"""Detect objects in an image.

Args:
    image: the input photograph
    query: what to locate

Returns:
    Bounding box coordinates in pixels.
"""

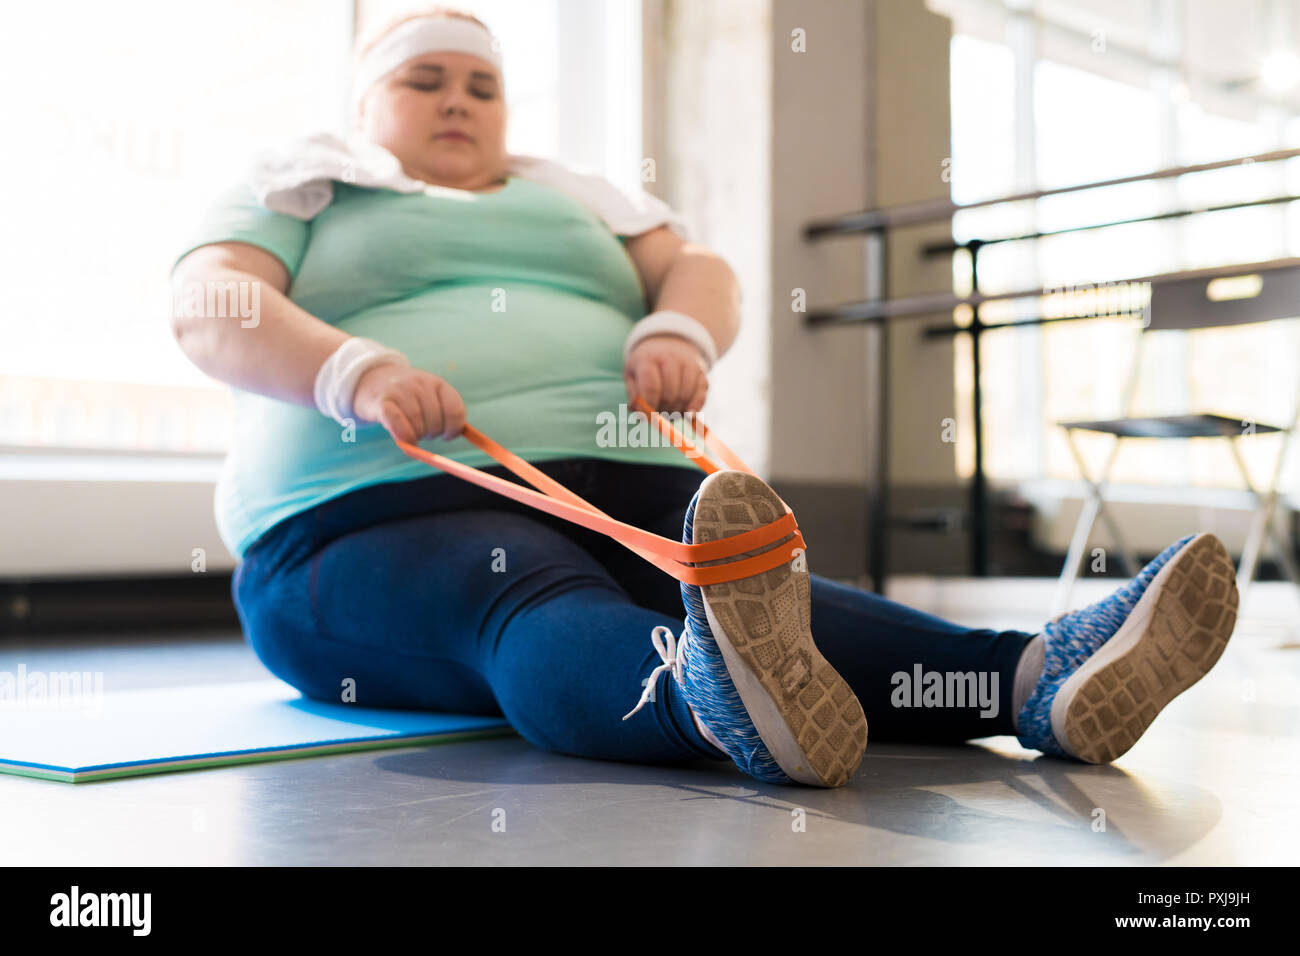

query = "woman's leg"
[586,462,1037,744]
[233,502,724,767]
[804,575,1034,743]
[588,462,1237,765]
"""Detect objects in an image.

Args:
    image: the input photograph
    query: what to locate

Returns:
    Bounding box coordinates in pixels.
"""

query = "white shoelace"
[622,624,685,721]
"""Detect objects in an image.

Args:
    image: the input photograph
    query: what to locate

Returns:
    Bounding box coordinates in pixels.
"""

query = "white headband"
[351,16,503,111]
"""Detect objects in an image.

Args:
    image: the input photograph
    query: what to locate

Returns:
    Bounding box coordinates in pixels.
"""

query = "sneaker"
[1017,532,1238,763]
[671,469,867,787]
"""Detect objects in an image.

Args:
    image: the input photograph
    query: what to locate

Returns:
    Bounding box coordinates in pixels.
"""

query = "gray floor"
[2,581,1298,866]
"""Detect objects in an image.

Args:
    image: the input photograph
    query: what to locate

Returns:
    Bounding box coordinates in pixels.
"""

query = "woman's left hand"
[623,334,709,414]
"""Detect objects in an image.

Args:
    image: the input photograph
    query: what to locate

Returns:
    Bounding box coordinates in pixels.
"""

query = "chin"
[427,157,474,178]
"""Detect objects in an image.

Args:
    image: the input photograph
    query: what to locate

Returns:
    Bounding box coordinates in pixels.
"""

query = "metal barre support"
[805,147,1300,239]
[805,256,1300,325]
[921,194,1300,257]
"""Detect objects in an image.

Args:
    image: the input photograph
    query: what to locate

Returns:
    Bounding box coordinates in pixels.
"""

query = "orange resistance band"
[392,395,806,586]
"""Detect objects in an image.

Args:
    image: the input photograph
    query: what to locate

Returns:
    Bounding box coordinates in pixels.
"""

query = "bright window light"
[1206,274,1264,301]
[1261,51,1300,94]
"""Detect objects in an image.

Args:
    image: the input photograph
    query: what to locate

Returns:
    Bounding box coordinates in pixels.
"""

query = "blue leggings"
[232,458,1035,767]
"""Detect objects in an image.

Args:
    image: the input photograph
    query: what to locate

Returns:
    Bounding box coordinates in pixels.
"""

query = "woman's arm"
[170,241,350,407]
[170,241,466,441]
[620,226,741,413]
[622,226,742,359]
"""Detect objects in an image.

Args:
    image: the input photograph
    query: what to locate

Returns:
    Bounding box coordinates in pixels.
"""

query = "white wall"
[768,0,877,485]
[656,0,959,489]
[651,0,774,474]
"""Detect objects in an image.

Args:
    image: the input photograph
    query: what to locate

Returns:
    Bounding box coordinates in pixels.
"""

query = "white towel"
[245,130,692,240]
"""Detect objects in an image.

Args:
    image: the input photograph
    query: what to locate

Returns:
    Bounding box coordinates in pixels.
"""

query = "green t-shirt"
[170,176,702,559]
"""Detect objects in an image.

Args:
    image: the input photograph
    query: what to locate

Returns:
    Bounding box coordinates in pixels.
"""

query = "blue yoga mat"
[0,679,515,783]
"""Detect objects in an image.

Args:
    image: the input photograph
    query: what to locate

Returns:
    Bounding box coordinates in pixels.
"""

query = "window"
[0,0,354,455]
[935,0,1300,496]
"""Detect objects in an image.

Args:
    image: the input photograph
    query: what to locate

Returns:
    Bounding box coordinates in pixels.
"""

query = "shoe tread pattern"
[694,471,867,787]
[1062,533,1238,763]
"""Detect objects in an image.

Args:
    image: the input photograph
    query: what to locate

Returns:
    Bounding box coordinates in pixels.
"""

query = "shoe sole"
[1049,532,1238,763]
[691,470,867,787]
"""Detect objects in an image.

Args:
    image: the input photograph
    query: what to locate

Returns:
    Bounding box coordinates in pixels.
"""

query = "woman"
[169,6,1239,788]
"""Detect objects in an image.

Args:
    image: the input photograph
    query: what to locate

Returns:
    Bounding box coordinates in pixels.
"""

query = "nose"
[438,83,472,117]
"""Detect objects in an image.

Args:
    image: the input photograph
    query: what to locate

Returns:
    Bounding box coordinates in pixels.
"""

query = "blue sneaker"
[626,469,867,787]
[1017,532,1238,763]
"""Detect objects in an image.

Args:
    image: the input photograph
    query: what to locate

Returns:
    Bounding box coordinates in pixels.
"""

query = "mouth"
[434,131,472,142]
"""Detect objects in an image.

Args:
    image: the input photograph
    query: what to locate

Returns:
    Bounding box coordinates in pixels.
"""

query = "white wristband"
[623,309,719,371]
[313,336,411,426]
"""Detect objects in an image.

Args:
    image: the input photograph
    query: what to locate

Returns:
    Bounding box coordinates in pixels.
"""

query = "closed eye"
[405,81,496,99]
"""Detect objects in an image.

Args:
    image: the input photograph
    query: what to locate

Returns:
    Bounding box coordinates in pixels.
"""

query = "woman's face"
[358,50,508,190]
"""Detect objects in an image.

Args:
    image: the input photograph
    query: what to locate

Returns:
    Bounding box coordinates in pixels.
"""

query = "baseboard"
[0,574,239,636]
[0,451,232,577]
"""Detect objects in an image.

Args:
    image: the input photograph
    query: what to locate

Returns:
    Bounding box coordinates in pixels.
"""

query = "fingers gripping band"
[392,395,805,585]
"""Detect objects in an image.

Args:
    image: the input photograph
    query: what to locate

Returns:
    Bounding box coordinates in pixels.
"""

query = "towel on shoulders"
[245,130,691,240]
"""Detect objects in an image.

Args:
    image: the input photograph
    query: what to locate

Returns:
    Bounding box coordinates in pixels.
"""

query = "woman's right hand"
[352,363,468,444]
